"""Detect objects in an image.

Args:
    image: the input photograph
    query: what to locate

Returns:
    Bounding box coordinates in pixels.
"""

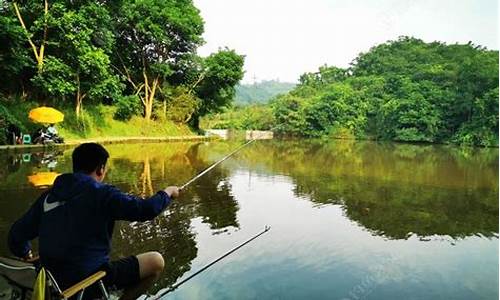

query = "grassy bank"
[1,99,194,143]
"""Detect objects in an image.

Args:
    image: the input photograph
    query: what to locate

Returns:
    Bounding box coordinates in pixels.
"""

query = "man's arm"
[8,193,45,258]
[103,186,179,221]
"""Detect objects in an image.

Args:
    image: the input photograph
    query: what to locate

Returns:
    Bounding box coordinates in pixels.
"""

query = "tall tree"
[113,0,204,120]
[11,0,49,72]
[30,1,121,117]
[192,48,244,129]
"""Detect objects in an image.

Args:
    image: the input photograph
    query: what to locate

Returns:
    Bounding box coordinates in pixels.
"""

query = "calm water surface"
[0,140,498,299]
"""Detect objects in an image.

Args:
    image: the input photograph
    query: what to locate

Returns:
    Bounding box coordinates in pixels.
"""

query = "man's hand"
[164,186,180,199]
[23,250,33,261]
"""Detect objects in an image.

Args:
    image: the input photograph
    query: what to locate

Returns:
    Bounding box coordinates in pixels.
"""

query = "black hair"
[72,143,109,174]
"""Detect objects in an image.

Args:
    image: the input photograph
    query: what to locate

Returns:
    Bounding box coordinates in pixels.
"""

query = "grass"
[1,99,194,142]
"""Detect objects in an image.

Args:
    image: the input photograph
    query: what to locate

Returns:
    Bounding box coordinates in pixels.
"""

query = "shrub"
[165,87,200,123]
[0,103,25,145]
[114,95,142,121]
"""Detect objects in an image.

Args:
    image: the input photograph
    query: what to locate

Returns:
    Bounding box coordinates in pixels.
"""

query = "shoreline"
[0,135,217,153]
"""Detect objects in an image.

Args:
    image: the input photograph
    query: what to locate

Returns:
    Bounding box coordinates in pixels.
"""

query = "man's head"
[72,143,109,182]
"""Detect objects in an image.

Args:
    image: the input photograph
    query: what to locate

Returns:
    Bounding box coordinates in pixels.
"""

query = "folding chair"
[0,256,109,300]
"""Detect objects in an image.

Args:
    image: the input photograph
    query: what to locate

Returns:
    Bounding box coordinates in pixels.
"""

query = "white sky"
[193,0,499,83]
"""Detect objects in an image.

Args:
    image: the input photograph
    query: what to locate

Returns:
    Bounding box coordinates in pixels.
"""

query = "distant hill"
[234,80,296,106]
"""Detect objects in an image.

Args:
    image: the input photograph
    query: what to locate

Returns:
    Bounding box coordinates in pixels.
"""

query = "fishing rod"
[148,130,273,298]
[151,226,271,299]
[179,129,274,190]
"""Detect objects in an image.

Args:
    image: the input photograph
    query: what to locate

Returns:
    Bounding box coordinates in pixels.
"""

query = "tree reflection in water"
[236,140,499,240]
[108,142,239,291]
[185,143,240,233]
[0,140,497,295]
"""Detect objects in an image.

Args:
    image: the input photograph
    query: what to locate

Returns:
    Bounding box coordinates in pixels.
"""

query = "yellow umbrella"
[28,172,60,187]
[29,107,64,124]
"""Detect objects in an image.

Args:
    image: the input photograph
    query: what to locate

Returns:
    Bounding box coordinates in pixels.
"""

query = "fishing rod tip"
[264,225,271,231]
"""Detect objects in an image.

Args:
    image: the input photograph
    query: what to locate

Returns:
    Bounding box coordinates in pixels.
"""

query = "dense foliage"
[200,104,274,130]
[274,37,499,146]
[0,0,244,132]
[234,80,296,106]
[206,37,499,147]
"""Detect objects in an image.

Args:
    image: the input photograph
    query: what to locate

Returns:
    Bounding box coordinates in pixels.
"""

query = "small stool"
[22,134,31,145]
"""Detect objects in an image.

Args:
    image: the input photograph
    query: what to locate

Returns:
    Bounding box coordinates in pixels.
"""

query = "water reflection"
[186,143,239,232]
[27,172,61,187]
[236,140,499,240]
[108,143,240,289]
[0,140,497,298]
[113,206,198,289]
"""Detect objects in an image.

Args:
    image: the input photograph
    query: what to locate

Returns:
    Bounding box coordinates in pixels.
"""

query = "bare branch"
[39,0,48,66]
[12,2,40,64]
[189,72,205,94]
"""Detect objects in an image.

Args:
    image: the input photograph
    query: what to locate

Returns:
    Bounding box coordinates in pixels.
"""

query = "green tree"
[164,86,200,123]
[30,2,121,117]
[10,0,49,72]
[112,0,204,120]
[0,9,33,94]
[299,65,347,88]
[272,94,309,135]
[265,36,498,146]
[453,87,499,146]
[192,48,244,129]
[304,83,368,138]
[375,76,441,142]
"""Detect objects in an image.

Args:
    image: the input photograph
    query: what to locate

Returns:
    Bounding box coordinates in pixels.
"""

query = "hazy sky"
[193,0,499,83]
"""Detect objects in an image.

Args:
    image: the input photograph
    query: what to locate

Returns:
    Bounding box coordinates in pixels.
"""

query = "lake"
[0,140,498,299]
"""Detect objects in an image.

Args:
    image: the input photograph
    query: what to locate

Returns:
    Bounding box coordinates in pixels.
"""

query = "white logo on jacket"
[43,194,64,212]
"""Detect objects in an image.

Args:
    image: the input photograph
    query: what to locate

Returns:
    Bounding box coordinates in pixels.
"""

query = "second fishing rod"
[152,129,275,298]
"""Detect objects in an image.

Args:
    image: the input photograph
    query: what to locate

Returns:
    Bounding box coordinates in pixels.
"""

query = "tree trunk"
[13,0,48,73]
[75,97,83,117]
[190,114,200,131]
[75,73,85,118]
[142,73,159,120]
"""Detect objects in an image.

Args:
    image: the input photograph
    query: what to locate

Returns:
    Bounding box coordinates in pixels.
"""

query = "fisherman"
[8,142,180,300]
[46,123,58,136]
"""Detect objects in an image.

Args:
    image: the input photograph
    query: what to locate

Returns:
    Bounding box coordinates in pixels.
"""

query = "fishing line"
[147,130,274,298]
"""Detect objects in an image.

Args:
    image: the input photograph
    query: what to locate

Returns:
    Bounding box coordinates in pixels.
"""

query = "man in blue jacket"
[8,143,179,299]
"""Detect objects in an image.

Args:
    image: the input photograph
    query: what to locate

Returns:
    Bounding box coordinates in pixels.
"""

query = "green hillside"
[235,80,295,106]
[205,37,499,147]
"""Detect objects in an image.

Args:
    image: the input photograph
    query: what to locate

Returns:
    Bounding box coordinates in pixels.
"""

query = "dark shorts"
[69,256,141,300]
[100,256,141,290]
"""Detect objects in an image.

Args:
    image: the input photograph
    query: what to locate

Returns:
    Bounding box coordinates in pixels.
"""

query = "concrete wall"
[205,129,229,139]
[246,130,273,140]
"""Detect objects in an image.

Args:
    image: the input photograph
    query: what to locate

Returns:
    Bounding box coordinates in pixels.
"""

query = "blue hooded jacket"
[8,172,171,288]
